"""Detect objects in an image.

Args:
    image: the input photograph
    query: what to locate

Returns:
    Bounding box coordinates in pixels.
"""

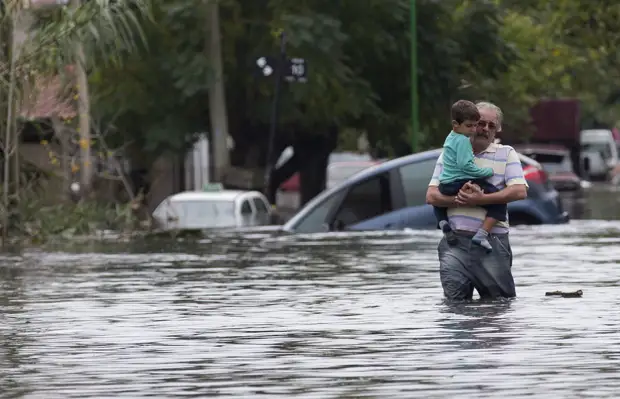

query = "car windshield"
[181,200,235,220]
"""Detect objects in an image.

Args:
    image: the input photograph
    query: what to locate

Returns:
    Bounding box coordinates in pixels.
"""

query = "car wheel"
[509,212,542,226]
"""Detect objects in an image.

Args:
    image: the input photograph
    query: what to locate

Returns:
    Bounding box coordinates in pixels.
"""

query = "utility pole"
[71,0,93,196]
[410,0,420,154]
[254,31,307,203]
[206,0,230,183]
[263,31,286,200]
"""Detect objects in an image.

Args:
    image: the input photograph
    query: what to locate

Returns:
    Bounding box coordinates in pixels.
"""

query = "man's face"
[472,108,500,150]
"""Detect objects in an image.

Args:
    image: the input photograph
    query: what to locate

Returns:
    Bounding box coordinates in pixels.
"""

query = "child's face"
[452,120,478,135]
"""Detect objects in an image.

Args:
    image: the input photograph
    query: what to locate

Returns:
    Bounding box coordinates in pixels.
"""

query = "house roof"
[19,67,77,120]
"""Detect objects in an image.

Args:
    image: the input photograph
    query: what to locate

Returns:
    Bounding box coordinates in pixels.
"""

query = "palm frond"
[17,0,153,76]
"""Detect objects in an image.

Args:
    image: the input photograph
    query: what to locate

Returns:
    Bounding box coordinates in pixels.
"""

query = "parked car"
[580,129,619,180]
[152,184,272,231]
[283,149,569,234]
[513,144,582,192]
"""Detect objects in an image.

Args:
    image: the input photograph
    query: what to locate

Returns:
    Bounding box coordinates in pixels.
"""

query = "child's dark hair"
[451,100,480,124]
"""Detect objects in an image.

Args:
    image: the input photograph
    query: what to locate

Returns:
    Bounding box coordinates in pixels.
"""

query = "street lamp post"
[410,0,420,154]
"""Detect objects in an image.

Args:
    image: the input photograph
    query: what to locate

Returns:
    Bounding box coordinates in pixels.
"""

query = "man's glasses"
[478,120,497,130]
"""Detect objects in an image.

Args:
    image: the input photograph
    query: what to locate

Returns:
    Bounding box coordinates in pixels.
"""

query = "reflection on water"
[439,299,514,351]
[1,200,620,396]
[562,183,620,220]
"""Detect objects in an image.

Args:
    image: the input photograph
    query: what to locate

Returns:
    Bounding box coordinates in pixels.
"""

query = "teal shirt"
[439,131,493,184]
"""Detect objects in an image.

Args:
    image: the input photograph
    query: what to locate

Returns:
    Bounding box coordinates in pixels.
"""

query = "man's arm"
[426,186,459,207]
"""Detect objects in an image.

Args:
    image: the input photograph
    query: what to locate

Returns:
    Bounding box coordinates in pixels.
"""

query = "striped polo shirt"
[428,143,528,234]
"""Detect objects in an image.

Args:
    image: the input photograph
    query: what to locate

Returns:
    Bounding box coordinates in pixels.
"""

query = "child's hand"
[456,181,484,206]
[462,181,482,194]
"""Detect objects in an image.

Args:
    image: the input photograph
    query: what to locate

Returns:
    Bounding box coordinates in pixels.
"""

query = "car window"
[252,197,269,214]
[333,173,392,228]
[241,200,252,215]
[293,189,347,233]
[398,158,439,207]
[582,143,612,160]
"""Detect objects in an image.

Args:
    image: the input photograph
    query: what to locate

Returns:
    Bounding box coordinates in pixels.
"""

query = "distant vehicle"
[580,129,619,179]
[152,184,272,231]
[283,149,569,234]
[280,160,381,192]
[514,144,582,192]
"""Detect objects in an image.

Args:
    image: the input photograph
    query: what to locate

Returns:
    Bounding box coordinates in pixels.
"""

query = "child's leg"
[481,216,498,232]
[469,179,504,253]
[436,181,466,245]
[434,207,457,244]
[472,216,496,252]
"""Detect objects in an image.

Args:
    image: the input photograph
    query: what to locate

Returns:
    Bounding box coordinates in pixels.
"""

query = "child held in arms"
[433,99,506,253]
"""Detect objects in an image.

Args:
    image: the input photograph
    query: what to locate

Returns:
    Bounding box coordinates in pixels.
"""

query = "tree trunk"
[51,117,74,201]
[206,0,230,182]
[71,0,93,197]
[296,127,338,206]
[299,151,329,207]
[2,13,17,245]
[267,151,299,204]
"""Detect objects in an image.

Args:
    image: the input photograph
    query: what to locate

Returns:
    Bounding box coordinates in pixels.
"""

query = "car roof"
[328,160,380,167]
[339,148,443,185]
[334,147,542,187]
[167,190,255,202]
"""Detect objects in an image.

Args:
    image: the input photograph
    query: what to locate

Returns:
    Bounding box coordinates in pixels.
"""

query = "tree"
[219,0,518,203]
[23,0,152,196]
[492,0,620,132]
[81,0,521,206]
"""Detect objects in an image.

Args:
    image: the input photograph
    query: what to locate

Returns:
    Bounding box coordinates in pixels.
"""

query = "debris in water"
[545,290,583,298]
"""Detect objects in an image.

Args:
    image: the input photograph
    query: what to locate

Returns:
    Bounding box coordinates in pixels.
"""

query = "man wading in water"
[425,102,528,300]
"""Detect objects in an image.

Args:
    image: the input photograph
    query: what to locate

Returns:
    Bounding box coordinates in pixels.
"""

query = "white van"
[579,129,619,179]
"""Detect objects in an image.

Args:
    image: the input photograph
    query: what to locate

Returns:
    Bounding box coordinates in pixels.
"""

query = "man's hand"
[456,183,527,206]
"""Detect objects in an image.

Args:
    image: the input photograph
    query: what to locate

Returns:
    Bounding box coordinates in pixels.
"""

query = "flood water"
[1,188,620,398]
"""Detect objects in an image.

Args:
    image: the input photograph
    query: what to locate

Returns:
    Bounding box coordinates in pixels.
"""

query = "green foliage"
[10,189,138,244]
[89,1,209,160]
[0,161,139,244]
[25,0,152,75]
[61,0,620,161]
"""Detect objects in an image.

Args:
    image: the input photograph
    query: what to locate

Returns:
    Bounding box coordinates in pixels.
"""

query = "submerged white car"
[152,184,272,231]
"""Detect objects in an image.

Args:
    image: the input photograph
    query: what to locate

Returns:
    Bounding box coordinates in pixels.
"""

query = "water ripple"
[0,220,620,398]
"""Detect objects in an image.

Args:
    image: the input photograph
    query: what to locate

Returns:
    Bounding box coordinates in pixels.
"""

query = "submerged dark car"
[283,149,569,233]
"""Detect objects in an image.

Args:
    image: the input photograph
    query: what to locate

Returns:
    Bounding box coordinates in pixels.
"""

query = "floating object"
[545,290,583,298]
